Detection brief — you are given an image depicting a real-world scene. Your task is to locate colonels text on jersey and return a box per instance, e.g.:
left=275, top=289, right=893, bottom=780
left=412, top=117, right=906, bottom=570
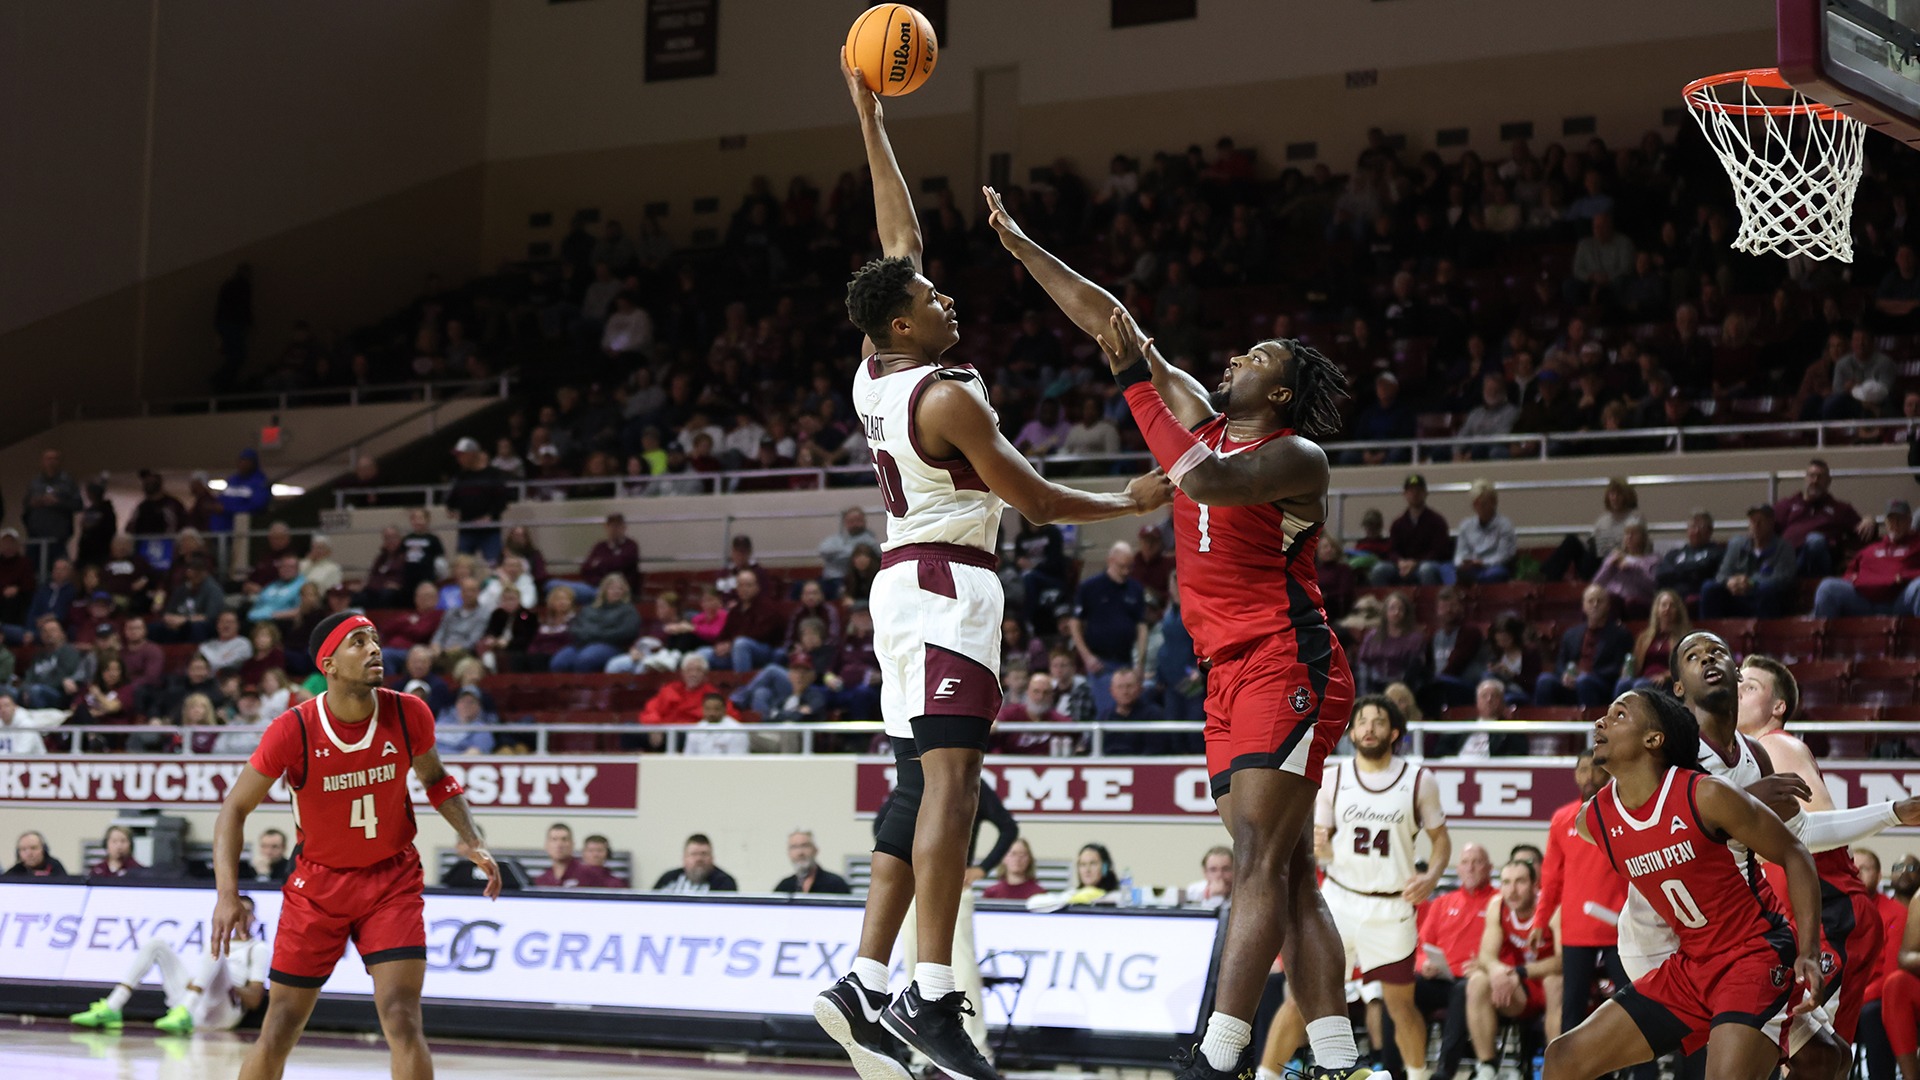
left=247, top=688, right=436, bottom=869
left=1171, top=416, right=1328, bottom=663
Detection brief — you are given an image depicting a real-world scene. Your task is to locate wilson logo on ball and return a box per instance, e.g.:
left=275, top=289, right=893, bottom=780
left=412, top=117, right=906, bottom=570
left=889, top=20, right=913, bottom=83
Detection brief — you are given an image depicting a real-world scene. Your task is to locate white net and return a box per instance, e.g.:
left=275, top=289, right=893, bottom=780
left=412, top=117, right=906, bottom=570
left=1685, top=71, right=1869, bottom=262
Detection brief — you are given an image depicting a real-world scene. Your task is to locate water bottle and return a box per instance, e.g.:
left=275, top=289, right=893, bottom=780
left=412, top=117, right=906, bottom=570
left=1118, top=868, right=1136, bottom=907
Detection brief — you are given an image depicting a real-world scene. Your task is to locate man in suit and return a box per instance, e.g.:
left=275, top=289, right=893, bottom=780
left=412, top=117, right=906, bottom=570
left=1699, top=503, right=1798, bottom=619
left=1533, top=585, right=1632, bottom=707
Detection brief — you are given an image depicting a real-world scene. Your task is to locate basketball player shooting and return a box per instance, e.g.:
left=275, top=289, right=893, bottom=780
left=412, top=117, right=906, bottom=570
left=208, top=610, right=501, bottom=1080
left=1548, top=689, right=1824, bottom=1080
left=815, top=49, right=1172, bottom=1080
left=982, top=194, right=1365, bottom=1080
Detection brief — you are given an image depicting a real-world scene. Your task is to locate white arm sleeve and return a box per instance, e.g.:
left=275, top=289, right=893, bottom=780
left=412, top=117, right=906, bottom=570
left=1415, top=768, right=1448, bottom=830
left=1314, top=765, right=1338, bottom=831
left=1787, top=803, right=1901, bottom=853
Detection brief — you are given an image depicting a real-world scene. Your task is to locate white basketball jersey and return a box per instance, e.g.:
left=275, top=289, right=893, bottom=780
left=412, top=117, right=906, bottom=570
left=1618, top=732, right=1765, bottom=974
left=1324, top=759, right=1426, bottom=895
left=851, top=355, right=1006, bottom=553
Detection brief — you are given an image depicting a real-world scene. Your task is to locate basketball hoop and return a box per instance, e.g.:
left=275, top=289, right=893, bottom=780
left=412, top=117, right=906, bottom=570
left=1683, top=67, right=1868, bottom=262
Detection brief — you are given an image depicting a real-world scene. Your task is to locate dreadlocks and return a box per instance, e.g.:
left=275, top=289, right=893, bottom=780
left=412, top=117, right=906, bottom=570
left=845, top=256, right=918, bottom=345
left=1260, top=338, right=1349, bottom=439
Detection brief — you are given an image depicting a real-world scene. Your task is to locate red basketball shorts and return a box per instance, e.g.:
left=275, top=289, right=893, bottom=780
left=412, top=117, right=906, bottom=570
left=1203, top=631, right=1353, bottom=799
left=1828, top=890, right=1885, bottom=1044
left=269, top=847, right=427, bottom=988
left=1614, top=934, right=1796, bottom=1057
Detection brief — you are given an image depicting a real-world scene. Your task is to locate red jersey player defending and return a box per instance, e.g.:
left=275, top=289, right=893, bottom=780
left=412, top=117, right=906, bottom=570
left=1548, top=689, right=1823, bottom=1080
left=986, top=197, right=1364, bottom=1080
left=1738, top=655, right=1886, bottom=1062
left=209, top=611, right=501, bottom=1080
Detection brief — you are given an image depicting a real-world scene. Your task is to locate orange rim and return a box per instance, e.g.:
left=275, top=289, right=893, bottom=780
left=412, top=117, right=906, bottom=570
left=1684, top=67, right=1851, bottom=120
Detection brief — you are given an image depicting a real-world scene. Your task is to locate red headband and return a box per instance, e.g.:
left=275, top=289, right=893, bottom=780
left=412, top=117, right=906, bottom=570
left=316, top=615, right=376, bottom=665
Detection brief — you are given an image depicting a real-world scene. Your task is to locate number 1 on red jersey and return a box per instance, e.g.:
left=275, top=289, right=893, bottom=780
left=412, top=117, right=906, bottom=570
left=1197, top=505, right=1211, bottom=552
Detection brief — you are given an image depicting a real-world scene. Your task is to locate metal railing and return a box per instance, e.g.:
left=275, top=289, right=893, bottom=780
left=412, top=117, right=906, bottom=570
left=48, top=375, right=517, bottom=424
left=24, top=717, right=1918, bottom=758
left=330, top=415, right=1920, bottom=511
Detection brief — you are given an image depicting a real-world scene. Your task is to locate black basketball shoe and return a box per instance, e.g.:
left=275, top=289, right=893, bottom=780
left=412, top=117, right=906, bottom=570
left=814, top=974, right=912, bottom=1080
left=1170, top=1042, right=1257, bottom=1080
left=879, top=982, right=1000, bottom=1080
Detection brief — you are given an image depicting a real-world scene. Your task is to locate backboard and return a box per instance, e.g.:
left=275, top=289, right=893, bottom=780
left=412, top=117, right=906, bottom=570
left=1780, top=0, right=1920, bottom=145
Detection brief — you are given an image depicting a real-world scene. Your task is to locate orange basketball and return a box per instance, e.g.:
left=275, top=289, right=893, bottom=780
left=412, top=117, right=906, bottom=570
left=845, top=4, right=938, bottom=97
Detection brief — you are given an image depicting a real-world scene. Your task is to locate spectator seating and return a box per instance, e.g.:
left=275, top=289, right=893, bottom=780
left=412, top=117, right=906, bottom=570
left=432, top=846, right=633, bottom=886
left=843, top=855, right=1076, bottom=896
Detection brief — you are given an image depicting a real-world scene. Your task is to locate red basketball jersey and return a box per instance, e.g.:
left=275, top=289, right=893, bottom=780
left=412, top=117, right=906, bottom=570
left=1172, top=418, right=1331, bottom=662
left=1497, top=900, right=1556, bottom=967
left=1586, top=767, right=1788, bottom=958
left=248, top=688, right=435, bottom=870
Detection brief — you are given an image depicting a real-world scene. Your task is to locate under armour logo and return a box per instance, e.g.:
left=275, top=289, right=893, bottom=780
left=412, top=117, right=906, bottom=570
left=933, top=677, right=961, bottom=700
left=313, top=748, right=331, bottom=758
left=1669, top=815, right=1689, bottom=834
left=1609, top=825, right=1624, bottom=837
left=292, top=877, right=305, bottom=888
left=381, top=741, right=397, bottom=757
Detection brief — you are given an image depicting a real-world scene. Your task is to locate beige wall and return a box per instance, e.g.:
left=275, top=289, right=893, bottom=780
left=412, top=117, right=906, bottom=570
left=481, top=28, right=1774, bottom=262
left=0, top=2, right=488, bottom=435
left=483, top=0, right=1771, bottom=159
left=19, top=755, right=1920, bottom=895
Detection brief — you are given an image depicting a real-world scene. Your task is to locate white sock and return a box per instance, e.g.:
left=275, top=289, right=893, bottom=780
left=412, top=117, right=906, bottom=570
left=105, top=985, right=132, bottom=1011
left=181, top=986, right=203, bottom=1012
left=851, top=957, right=890, bottom=996
left=1306, top=1015, right=1359, bottom=1069
left=1201, top=1012, right=1253, bottom=1071
left=914, top=962, right=955, bottom=998
left=1258, top=1068, right=1285, bottom=1080
left=1406, top=1067, right=1433, bottom=1080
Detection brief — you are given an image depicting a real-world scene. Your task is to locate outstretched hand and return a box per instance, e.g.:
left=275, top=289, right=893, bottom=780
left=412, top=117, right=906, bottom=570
left=1095, top=307, right=1153, bottom=375
left=840, top=47, right=880, bottom=122
left=982, top=186, right=1030, bottom=252
left=1125, top=469, right=1176, bottom=513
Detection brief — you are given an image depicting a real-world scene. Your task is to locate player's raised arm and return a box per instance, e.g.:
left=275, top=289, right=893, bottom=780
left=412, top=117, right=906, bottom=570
left=1096, top=309, right=1340, bottom=508
left=412, top=746, right=501, bottom=899
left=1695, top=774, right=1824, bottom=1008
left=984, top=186, right=1214, bottom=429
left=919, top=378, right=1172, bottom=524
left=841, top=48, right=921, bottom=268
left=210, top=765, right=275, bottom=958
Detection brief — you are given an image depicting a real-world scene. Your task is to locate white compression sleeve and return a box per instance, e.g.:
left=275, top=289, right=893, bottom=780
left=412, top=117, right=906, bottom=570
left=1787, top=803, right=1901, bottom=853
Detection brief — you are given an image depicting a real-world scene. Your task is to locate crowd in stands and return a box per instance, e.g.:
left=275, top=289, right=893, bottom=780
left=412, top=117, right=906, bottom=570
left=13, top=123, right=1920, bottom=754
left=10, top=451, right=1920, bottom=756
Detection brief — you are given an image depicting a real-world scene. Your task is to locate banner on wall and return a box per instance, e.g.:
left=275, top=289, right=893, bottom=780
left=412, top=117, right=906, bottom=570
left=0, top=757, right=638, bottom=814
left=645, top=0, right=718, bottom=82
left=856, top=758, right=1920, bottom=825
left=0, top=883, right=1216, bottom=1036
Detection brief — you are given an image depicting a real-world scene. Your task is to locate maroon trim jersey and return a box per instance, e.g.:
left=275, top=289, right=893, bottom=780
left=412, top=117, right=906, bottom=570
left=249, top=688, right=435, bottom=870
left=1171, top=418, right=1329, bottom=663
left=1586, top=767, right=1789, bottom=957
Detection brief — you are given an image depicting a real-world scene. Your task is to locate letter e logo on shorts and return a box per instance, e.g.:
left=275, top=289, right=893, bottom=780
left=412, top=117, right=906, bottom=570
left=1770, top=965, right=1789, bottom=988
left=1289, top=686, right=1312, bottom=714
left=934, top=677, right=962, bottom=700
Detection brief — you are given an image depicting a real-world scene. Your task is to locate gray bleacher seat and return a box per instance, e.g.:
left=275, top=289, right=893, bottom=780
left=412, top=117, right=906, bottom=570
left=843, top=856, right=1074, bottom=895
